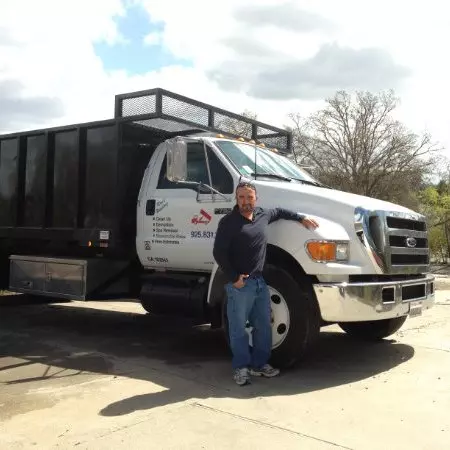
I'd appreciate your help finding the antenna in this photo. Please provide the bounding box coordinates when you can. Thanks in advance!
[252,139,257,180]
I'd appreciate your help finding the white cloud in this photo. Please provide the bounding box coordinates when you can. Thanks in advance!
[0,0,449,159]
[0,0,127,130]
[143,31,162,46]
[136,0,450,153]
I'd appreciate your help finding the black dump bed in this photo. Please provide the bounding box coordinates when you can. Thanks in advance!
[0,88,292,259]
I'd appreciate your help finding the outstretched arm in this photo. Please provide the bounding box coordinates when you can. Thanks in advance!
[267,208,319,229]
[267,208,304,223]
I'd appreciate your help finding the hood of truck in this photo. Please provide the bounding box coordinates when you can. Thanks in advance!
[254,181,420,217]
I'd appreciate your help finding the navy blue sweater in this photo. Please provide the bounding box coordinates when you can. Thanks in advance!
[213,205,305,283]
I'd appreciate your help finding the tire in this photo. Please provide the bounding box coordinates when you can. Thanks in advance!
[222,264,321,368]
[338,316,408,340]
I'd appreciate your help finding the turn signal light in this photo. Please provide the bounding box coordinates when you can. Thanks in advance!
[306,241,349,262]
[307,242,336,261]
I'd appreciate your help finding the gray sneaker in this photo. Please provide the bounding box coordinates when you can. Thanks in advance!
[249,364,280,378]
[233,367,251,386]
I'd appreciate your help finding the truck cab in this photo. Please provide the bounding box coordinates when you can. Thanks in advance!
[136,132,435,367]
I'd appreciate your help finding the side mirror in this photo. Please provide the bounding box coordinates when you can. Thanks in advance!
[166,138,188,182]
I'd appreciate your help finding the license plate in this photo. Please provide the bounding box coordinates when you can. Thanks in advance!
[409,301,423,317]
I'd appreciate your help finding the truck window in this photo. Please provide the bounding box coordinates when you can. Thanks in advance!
[216,140,319,183]
[158,142,233,193]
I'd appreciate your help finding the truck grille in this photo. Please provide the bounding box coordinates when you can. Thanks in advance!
[389,235,428,248]
[391,253,429,265]
[386,217,427,231]
[384,213,429,272]
[356,208,430,275]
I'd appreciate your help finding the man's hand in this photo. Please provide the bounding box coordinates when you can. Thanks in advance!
[233,274,249,289]
[300,216,319,230]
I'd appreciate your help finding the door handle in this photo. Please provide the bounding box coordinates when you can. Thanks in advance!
[146,199,156,216]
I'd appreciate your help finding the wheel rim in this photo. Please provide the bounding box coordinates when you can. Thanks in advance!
[246,286,290,349]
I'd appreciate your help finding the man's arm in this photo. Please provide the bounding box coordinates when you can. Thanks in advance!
[267,208,319,230]
[213,218,240,283]
[267,208,305,224]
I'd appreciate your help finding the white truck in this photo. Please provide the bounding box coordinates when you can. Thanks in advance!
[1,88,435,367]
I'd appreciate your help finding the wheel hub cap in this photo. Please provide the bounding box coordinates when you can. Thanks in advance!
[246,286,290,349]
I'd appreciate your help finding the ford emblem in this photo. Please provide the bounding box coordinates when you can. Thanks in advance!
[406,237,417,248]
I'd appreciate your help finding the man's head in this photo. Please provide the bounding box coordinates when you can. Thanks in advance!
[235,182,257,215]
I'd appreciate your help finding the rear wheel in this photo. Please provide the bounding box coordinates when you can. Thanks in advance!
[223,264,320,368]
[338,316,407,340]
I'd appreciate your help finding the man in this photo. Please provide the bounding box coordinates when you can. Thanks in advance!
[213,181,319,386]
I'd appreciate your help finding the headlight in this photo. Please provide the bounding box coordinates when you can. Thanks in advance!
[306,241,349,262]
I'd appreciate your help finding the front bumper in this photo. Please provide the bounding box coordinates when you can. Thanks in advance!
[313,274,435,322]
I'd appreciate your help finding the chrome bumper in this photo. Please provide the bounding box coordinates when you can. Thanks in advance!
[313,275,435,322]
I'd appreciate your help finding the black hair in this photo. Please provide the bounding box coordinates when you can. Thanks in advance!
[235,181,257,194]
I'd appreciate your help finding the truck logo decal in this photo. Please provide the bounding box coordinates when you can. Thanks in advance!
[191,209,212,225]
[406,237,417,248]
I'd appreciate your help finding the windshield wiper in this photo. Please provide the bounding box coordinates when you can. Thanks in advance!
[250,172,330,188]
[289,177,330,188]
[250,172,291,182]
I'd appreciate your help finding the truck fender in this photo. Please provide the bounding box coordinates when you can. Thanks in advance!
[267,214,350,256]
[207,215,350,307]
[301,215,350,241]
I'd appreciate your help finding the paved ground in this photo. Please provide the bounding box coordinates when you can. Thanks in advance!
[0,289,449,450]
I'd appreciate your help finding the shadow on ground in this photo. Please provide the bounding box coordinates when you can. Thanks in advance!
[0,300,415,418]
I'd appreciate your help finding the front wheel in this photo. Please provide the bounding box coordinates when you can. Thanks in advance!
[223,264,321,368]
[338,316,408,340]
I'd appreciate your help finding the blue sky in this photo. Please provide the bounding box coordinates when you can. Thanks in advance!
[94,4,190,74]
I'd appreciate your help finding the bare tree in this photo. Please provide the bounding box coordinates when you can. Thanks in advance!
[289,90,440,206]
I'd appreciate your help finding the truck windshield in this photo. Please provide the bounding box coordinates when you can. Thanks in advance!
[214,140,319,184]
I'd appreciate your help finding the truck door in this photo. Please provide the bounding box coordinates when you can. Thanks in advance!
[139,141,235,271]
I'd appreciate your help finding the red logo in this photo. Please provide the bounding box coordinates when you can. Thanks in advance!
[191,209,212,225]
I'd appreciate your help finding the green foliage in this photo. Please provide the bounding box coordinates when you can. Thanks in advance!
[428,226,448,263]
[418,184,450,261]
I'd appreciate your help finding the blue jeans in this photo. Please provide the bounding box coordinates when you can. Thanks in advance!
[225,275,272,369]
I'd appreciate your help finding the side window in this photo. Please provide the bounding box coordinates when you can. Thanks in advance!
[157,142,233,194]
[186,142,210,185]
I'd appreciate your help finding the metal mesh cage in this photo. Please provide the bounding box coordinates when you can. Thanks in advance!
[258,135,289,151]
[115,88,292,152]
[162,96,209,126]
[256,125,275,136]
[213,112,253,139]
[121,94,156,117]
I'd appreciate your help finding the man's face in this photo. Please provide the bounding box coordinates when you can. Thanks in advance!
[236,186,257,214]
